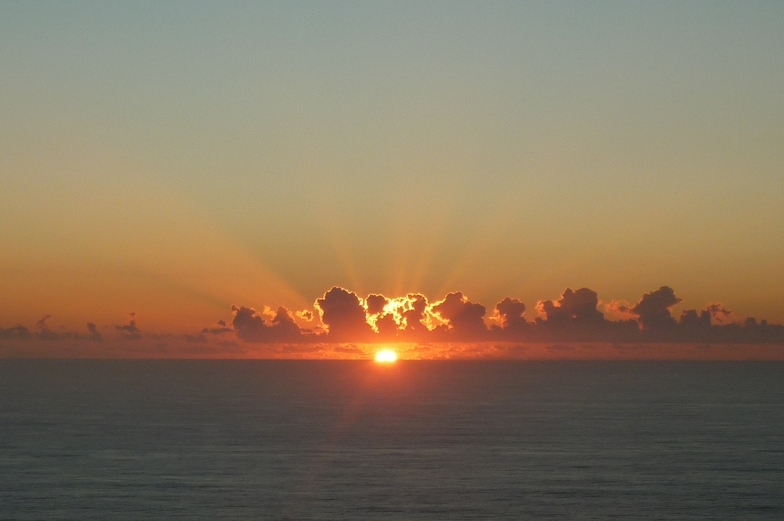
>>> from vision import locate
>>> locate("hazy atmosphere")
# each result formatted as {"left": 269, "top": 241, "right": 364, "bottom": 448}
{"left": 5, "top": 4, "right": 784, "bottom": 520}
{"left": 2, "top": 1, "right": 783, "bottom": 357}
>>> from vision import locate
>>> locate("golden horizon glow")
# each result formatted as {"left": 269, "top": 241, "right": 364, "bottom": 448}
{"left": 2, "top": 4, "right": 784, "bottom": 357}
{"left": 374, "top": 349, "right": 397, "bottom": 363}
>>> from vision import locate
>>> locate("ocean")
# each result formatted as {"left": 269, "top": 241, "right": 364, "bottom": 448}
{"left": 1, "top": 360, "right": 782, "bottom": 520}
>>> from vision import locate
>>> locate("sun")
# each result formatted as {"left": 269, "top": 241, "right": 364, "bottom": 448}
{"left": 375, "top": 349, "right": 397, "bottom": 363}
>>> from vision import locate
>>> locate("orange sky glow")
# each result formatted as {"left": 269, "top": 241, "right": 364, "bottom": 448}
{"left": 2, "top": 3, "right": 783, "bottom": 359}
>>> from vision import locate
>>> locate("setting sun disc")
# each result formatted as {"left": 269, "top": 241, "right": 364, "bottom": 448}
{"left": 375, "top": 350, "right": 397, "bottom": 363}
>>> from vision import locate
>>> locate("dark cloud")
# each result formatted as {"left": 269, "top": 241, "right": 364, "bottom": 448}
{"left": 705, "top": 303, "right": 733, "bottom": 324}
{"left": 202, "top": 319, "right": 234, "bottom": 335}
{"left": 431, "top": 292, "right": 487, "bottom": 339}
{"left": 495, "top": 297, "right": 527, "bottom": 330}
{"left": 537, "top": 288, "right": 604, "bottom": 324}
{"left": 271, "top": 306, "right": 301, "bottom": 338}
{"left": 315, "top": 287, "right": 373, "bottom": 341}
{"left": 375, "top": 312, "right": 400, "bottom": 339}
{"left": 400, "top": 293, "right": 429, "bottom": 336}
{"left": 86, "top": 322, "right": 103, "bottom": 342}
{"left": 230, "top": 305, "right": 302, "bottom": 343}
{"left": 115, "top": 313, "right": 143, "bottom": 340}
{"left": 4, "top": 321, "right": 98, "bottom": 343}
{"left": 631, "top": 286, "right": 681, "bottom": 331}
{"left": 679, "top": 308, "right": 712, "bottom": 329}
{"left": 36, "top": 315, "right": 77, "bottom": 341}
{"left": 525, "top": 288, "right": 622, "bottom": 342}
{"left": 190, "top": 286, "right": 784, "bottom": 345}
{"left": 365, "top": 294, "right": 388, "bottom": 316}
{"left": 230, "top": 306, "right": 266, "bottom": 341}
{"left": 36, "top": 315, "right": 59, "bottom": 341}
{"left": 0, "top": 325, "right": 32, "bottom": 340}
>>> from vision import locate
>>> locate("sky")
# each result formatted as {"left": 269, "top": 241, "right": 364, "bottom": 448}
{"left": 1, "top": 1, "right": 783, "bottom": 357}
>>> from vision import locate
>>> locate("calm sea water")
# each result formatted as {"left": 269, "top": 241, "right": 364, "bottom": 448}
{"left": 1, "top": 360, "right": 783, "bottom": 520}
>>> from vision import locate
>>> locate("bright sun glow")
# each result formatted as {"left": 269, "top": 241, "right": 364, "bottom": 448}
{"left": 375, "top": 349, "right": 397, "bottom": 363}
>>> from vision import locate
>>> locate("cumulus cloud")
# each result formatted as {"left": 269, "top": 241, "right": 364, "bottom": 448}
{"left": 630, "top": 286, "right": 681, "bottom": 331}
{"left": 315, "top": 287, "right": 373, "bottom": 341}
{"left": 0, "top": 325, "right": 32, "bottom": 340}
{"left": 35, "top": 315, "right": 79, "bottom": 341}
{"left": 86, "top": 322, "right": 103, "bottom": 342}
{"left": 36, "top": 315, "right": 59, "bottom": 341}
{"left": 536, "top": 288, "right": 604, "bottom": 324}
{"left": 704, "top": 303, "right": 734, "bottom": 325}
{"left": 431, "top": 292, "right": 488, "bottom": 339}
{"left": 374, "top": 312, "right": 400, "bottom": 338}
{"left": 115, "top": 313, "right": 143, "bottom": 340}
{"left": 679, "top": 308, "right": 712, "bottom": 329}
{"left": 230, "top": 305, "right": 302, "bottom": 343}
{"left": 495, "top": 297, "right": 527, "bottom": 330}
{"left": 400, "top": 293, "right": 430, "bottom": 335}
{"left": 212, "top": 286, "right": 773, "bottom": 345}
{"left": 365, "top": 294, "right": 388, "bottom": 316}
{"left": 8, "top": 285, "right": 782, "bottom": 353}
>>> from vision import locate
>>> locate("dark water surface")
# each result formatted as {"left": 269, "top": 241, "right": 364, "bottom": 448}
{"left": 1, "top": 360, "right": 783, "bottom": 520}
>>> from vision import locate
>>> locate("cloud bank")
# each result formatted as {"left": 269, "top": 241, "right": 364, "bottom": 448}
{"left": 203, "top": 285, "right": 781, "bottom": 345}
{"left": 2, "top": 286, "right": 783, "bottom": 357}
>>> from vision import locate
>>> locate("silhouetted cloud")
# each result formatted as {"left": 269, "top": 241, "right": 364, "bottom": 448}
{"left": 400, "top": 293, "right": 430, "bottom": 337}
{"left": 431, "top": 292, "right": 487, "bottom": 339}
{"left": 271, "top": 306, "right": 301, "bottom": 337}
{"left": 315, "top": 287, "right": 373, "bottom": 341}
{"left": 523, "top": 288, "right": 628, "bottom": 342}
{"left": 365, "top": 294, "right": 388, "bottom": 316}
{"left": 202, "top": 319, "right": 234, "bottom": 335}
{"left": 537, "top": 288, "right": 604, "bottom": 324}
{"left": 495, "top": 297, "right": 527, "bottom": 330}
{"left": 115, "top": 313, "right": 143, "bottom": 340}
{"left": 86, "top": 322, "right": 103, "bottom": 342}
{"left": 704, "top": 303, "right": 734, "bottom": 325}
{"left": 0, "top": 325, "right": 32, "bottom": 340}
{"left": 214, "top": 286, "right": 778, "bottom": 345}
{"left": 679, "top": 308, "right": 712, "bottom": 329}
{"left": 36, "top": 315, "right": 59, "bottom": 341}
{"left": 35, "top": 315, "right": 79, "bottom": 341}
{"left": 231, "top": 305, "right": 302, "bottom": 343}
{"left": 631, "top": 286, "right": 681, "bottom": 331}
{"left": 375, "top": 312, "right": 400, "bottom": 339}
{"left": 4, "top": 285, "right": 783, "bottom": 354}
